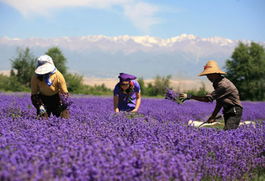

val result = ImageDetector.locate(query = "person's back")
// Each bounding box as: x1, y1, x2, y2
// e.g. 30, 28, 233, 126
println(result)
31, 70, 68, 96
209, 77, 242, 109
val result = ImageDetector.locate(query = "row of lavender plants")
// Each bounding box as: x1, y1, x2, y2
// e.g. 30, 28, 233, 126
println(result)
0, 93, 264, 181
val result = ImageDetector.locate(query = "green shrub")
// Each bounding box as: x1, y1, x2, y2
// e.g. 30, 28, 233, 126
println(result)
0, 74, 29, 92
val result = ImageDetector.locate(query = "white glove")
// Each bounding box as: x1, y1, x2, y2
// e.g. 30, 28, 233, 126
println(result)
179, 93, 192, 103
179, 93, 192, 99
39, 105, 46, 115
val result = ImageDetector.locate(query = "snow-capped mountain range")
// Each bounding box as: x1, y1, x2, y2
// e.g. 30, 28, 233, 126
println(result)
0, 34, 263, 78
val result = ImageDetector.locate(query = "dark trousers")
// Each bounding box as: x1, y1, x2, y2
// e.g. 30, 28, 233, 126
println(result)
38, 94, 64, 117
223, 105, 243, 130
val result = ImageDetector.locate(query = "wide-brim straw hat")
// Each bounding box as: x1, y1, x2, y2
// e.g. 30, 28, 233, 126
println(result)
198, 60, 226, 76
35, 55, 56, 75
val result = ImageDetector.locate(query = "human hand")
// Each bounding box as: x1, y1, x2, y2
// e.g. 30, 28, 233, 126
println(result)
179, 93, 192, 103
179, 93, 192, 99
39, 105, 47, 115
37, 105, 48, 119
206, 116, 216, 123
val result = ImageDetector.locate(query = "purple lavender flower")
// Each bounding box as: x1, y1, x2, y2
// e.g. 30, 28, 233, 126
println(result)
0, 93, 264, 180
165, 89, 178, 101
165, 89, 184, 104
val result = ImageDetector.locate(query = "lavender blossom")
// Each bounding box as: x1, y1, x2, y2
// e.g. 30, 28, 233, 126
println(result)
165, 89, 184, 104
0, 93, 264, 181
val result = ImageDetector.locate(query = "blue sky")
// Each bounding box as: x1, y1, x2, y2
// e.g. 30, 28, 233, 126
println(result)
0, 0, 264, 41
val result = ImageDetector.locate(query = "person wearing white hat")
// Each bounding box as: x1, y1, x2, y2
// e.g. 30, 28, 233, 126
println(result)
31, 55, 71, 118
179, 60, 243, 130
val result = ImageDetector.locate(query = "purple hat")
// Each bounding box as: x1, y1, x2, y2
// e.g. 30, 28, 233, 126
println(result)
118, 73, 137, 82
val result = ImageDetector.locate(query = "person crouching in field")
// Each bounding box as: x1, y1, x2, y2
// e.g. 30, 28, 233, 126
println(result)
113, 73, 141, 112
31, 55, 71, 118
180, 60, 243, 130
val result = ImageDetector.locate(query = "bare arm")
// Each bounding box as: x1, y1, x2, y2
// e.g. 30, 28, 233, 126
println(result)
207, 102, 222, 123
191, 95, 222, 122
180, 93, 212, 103
211, 102, 222, 118
131, 92, 141, 112
113, 95, 119, 112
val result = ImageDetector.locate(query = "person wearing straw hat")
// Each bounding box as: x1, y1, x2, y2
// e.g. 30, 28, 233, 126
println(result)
31, 55, 71, 118
113, 73, 141, 112
179, 60, 243, 130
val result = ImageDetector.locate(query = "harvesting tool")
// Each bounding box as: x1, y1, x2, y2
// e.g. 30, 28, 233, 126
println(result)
188, 115, 223, 128
198, 115, 222, 128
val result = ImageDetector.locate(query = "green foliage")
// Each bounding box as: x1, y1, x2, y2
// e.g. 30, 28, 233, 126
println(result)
0, 74, 29, 92
4, 46, 112, 95
141, 75, 172, 96
45, 47, 111, 95
232, 166, 265, 181
140, 77, 210, 98
5, 46, 212, 97
225, 42, 265, 101
46, 47, 68, 75
137, 77, 145, 95
249, 167, 265, 181
152, 75, 171, 96
65, 73, 84, 93
77, 84, 112, 95
187, 82, 209, 96
64, 73, 112, 95
201, 175, 223, 181
10, 47, 36, 87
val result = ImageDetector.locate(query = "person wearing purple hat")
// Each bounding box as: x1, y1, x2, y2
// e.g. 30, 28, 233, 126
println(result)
113, 73, 141, 112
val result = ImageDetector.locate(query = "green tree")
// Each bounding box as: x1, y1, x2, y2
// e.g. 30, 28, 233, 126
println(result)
137, 77, 145, 95
65, 73, 84, 93
146, 75, 172, 96
10, 47, 36, 87
225, 42, 265, 101
187, 82, 208, 96
84, 84, 112, 95
0, 74, 29, 92
46, 47, 67, 75
45, 47, 84, 93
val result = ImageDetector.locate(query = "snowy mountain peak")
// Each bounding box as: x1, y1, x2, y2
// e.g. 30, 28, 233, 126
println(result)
0, 34, 264, 78
202, 37, 234, 46
0, 34, 237, 47
174, 34, 198, 41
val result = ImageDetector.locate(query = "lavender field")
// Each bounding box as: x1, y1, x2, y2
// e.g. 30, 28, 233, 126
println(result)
0, 93, 264, 181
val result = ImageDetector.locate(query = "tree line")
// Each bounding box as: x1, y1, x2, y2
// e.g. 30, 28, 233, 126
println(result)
0, 42, 265, 100
0, 47, 112, 95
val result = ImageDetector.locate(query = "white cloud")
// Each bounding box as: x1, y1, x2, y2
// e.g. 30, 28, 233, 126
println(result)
123, 2, 160, 33
0, 0, 160, 32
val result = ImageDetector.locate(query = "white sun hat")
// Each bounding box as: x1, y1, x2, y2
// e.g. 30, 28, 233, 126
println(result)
35, 55, 56, 75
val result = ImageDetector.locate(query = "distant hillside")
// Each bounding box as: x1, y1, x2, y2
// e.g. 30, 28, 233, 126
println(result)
0, 34, 264, 78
